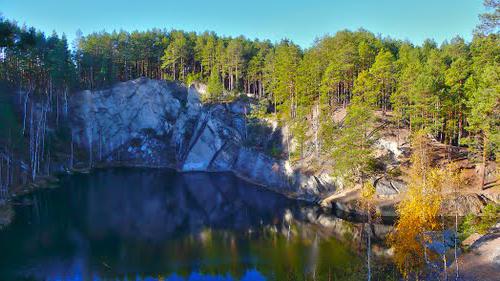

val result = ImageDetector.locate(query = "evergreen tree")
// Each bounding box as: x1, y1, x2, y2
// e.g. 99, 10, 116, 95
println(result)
161, 31, 190, 81
369, 49, 395, 114
475, 0, 500, 35
207, 67, 224, 102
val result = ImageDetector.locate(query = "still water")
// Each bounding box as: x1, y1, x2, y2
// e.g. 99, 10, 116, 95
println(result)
0, 168, 375, 281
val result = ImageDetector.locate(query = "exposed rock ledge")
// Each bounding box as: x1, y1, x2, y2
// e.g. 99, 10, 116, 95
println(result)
70, 78, 336, 201
448, 223, 500, 281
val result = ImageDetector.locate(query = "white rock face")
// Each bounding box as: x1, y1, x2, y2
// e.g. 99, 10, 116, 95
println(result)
375, 138, 403, 158
70, 78, 336, 201
72, 78, 182, 158
182, 117, 226, 171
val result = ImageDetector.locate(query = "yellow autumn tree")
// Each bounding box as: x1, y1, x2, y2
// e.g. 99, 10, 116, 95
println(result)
359, 182, 377, 281
388, 130, 444, 279
442, 161, 466, 280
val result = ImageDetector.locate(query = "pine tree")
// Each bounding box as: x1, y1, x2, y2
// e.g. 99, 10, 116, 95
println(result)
369, 49, 395, 114
475, 0, 500, 35
465, 64, 499, 188
330, 70, 377, 185
207, 67, 224, 102
161, 31, 189, 81
273, 40, 301, 122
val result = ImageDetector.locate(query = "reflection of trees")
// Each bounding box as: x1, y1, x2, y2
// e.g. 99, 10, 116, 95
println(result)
2, 168, 384, 280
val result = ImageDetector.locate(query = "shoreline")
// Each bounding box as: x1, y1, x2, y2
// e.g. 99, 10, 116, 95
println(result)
1, 165, 492, 230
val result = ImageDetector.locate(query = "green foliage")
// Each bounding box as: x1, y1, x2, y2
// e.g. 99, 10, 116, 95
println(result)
269, 145, 282, 158
330, 102, 376, 184
206, 68, 224, 102
1, 20, 489, 168
250, 98, 270, 119
369, 49, 396, 111
0, 6, 498, 194
0, 97, 23, 150
0, 17, 77, 92
464, 61, 499, 155
458, 214, 477, 241
185, 72, 202, 86
161, 30, 190, 81
459, 203, 500, 241
479, 203, 500, 233
475, 0, 500, 35
0, 98, 19, 139
273, 40, 302, 122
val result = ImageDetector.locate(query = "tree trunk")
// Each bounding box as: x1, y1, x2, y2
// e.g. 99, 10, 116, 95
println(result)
454, 199, 459, 280
88, 126, 93, 169
70, 132, 74, 169
367, 207, 372, 281
287, 129, 291, 161
442, 215, 448, 281
99, 130, 102, 162
480, 135, 488, 189
22, 91, 30, 135
173, 62, 177, 80
29, 104, 35, 180
457, 111, 463, 146
315, 101, 320, 162
64, 87, 68, 116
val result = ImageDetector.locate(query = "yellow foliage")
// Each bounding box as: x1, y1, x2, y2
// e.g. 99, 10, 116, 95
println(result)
442, 162, 465, 193
359, 182, 377, 214
361, 182, 376, 202
388, 130, 444, 279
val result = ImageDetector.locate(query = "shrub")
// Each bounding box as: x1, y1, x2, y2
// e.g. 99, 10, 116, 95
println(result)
459, 203, 499, 241
477, 203, 499, 234
458, 214, 476, 241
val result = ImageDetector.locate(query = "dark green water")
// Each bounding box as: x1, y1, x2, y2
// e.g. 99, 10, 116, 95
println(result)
0, 168, 373, 281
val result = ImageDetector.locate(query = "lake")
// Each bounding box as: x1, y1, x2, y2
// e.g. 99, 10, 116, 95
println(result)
0, 168, 390, 281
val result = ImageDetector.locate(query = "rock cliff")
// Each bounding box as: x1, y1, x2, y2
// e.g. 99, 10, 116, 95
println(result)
70, 78, 334, 201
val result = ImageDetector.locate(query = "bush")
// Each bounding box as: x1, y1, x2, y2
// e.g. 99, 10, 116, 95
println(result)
185, 72, 202, 85
459, 203, 499, 241
477, 203, 499, 233
458, 214, 476, 241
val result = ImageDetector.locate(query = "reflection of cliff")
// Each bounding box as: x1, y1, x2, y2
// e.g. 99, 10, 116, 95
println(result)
0, 169, 390, 280
79, 169, 302, 241
25, 168, 389, 244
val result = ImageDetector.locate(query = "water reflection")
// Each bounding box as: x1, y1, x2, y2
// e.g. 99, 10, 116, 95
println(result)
0, 168, 367, 281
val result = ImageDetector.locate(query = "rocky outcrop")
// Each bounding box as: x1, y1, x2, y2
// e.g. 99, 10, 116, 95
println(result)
69, 78, 333, 201
448, 224, 500, 281
441, 193, 493, 216
374, 177, 407, 197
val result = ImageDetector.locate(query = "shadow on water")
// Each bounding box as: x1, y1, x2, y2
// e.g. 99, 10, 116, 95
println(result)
0, 168, 383, 281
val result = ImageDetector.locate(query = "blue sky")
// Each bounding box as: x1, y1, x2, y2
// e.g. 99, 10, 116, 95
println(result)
0, 0, 484, 48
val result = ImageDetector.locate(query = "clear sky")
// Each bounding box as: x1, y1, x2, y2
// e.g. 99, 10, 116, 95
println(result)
0, 0, 485, 48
